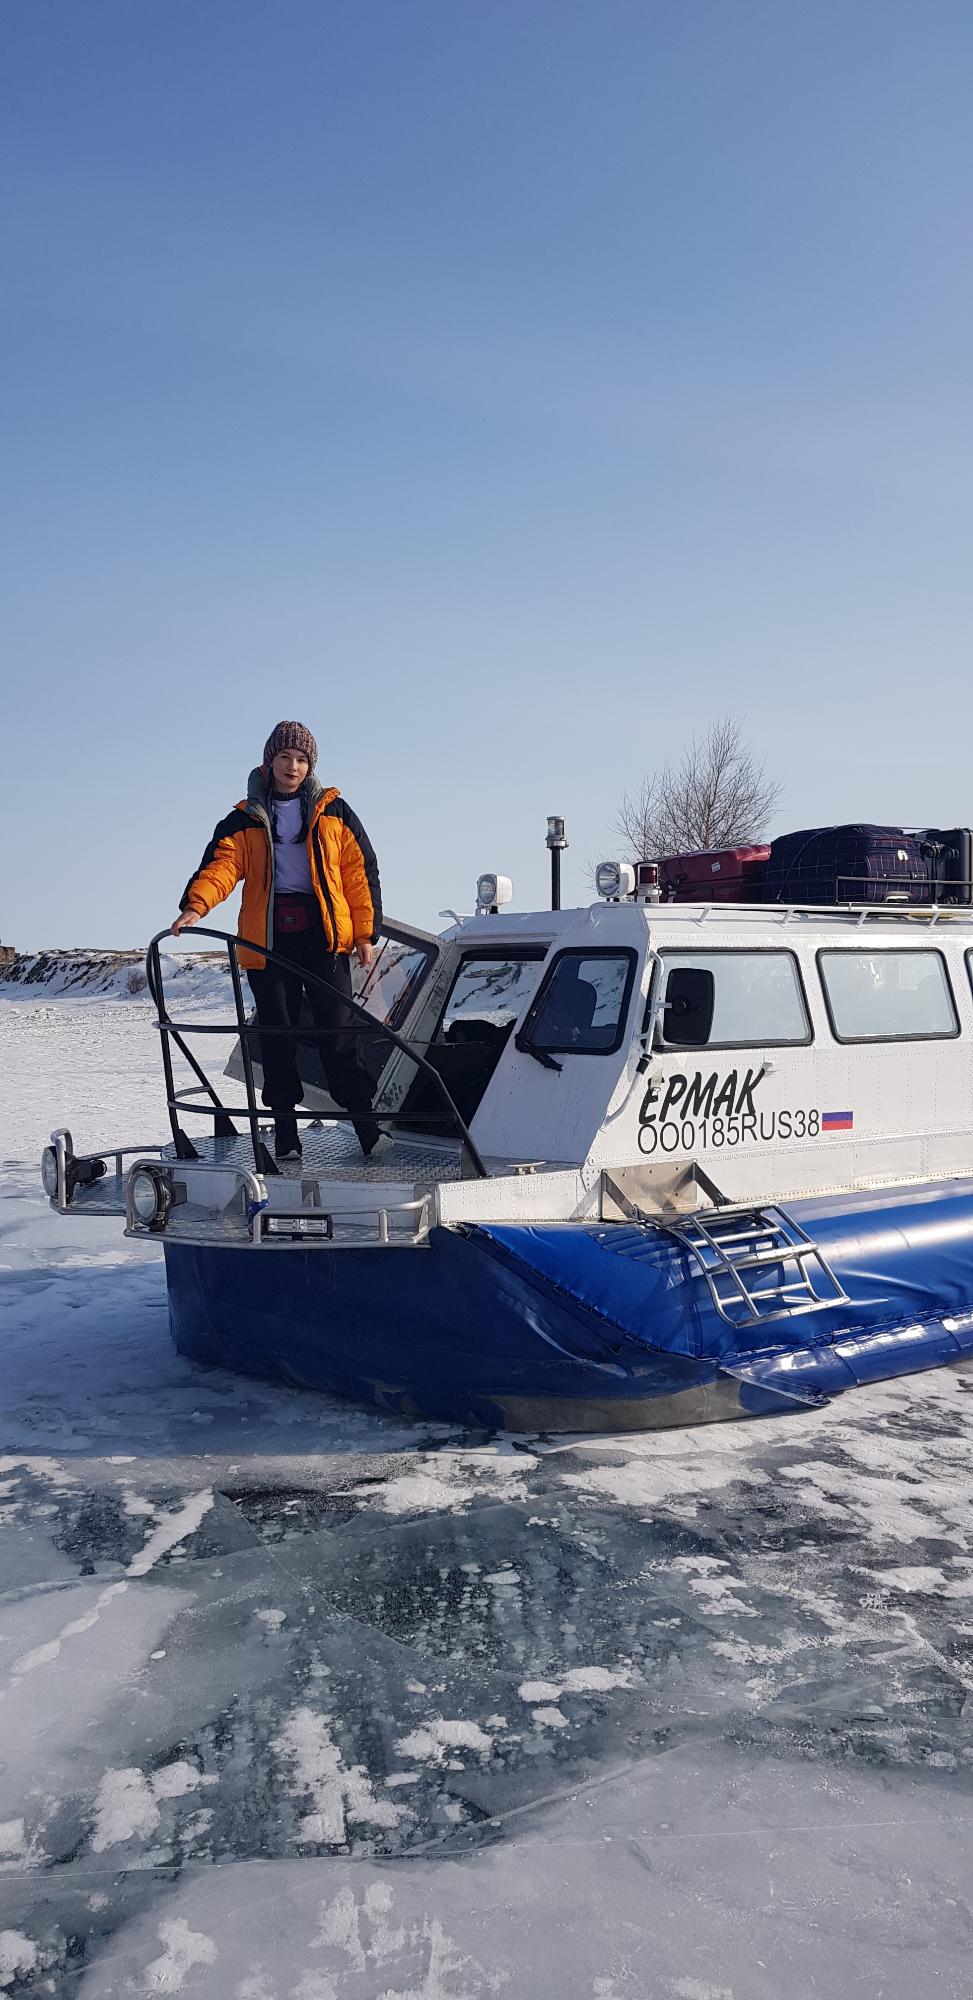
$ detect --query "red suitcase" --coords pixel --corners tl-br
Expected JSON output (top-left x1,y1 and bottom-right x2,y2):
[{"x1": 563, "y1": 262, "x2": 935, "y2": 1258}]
[{"x1": 659, "y1": 845, "x2": 770, "y2": 902}]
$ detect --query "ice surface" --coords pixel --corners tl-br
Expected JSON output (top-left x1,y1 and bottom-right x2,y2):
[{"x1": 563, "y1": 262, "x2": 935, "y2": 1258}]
[
  {"x1": 2, "y1": 1002, "x2": 973, "y2": 1994},
  {"x1": 53, "y1": 1750, "x2": 973, "y2": 1998}
]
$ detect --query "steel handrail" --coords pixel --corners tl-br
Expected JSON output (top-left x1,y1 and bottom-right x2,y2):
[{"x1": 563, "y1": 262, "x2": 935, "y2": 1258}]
[{"x1": 146, "y1": 926, "x2": 488, "y2": 1180}]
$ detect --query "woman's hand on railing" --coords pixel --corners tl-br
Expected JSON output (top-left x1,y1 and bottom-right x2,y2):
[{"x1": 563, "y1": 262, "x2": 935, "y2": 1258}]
[
  {"x1": 355, "y1": 937, "x2": 376, "y2": 968},
  {"x1": 170, "y1": 910, "x2": 201, "y2": 937}
]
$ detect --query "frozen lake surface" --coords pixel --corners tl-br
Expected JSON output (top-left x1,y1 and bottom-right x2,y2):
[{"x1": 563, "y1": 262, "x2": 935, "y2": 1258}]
[{"x1": 1, "y1": 997, "x2": 972, "y2": 1996}]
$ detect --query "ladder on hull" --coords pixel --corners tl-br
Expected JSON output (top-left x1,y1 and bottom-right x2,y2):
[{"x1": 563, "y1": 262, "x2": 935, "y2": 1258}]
[{"x1": 656, "y1": 1203, "x2": 849, "y2": 1331}]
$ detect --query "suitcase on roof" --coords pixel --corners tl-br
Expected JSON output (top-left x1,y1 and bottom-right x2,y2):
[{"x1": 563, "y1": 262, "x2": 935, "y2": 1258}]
[
  {"x1": 763, "y1": 825, "x2": 931, "y2": 904},
  {"x1": 659, "y1": 844, "x2": 770, "y2": 902},
  {"x1": 916, "y1": 827, "x2": 973, "y2": 905}
]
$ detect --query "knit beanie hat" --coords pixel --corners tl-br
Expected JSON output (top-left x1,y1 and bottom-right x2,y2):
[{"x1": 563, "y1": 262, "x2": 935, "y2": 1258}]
[{"x1": 263, "y1": 720, "x2": 318, "y2": 771}]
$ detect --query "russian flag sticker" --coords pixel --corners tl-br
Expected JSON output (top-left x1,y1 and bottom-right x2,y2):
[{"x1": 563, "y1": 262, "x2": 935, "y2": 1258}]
[{"x1": 822, "y1": 1110, "x2": 854, "y2": 1132}]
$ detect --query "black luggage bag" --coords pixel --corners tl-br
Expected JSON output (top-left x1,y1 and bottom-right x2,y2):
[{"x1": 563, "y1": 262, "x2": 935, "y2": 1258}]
[
  {"x1": 763, "y1": 825, "x2": 933, "y2": 905},
  {"x1": 916, "y1": 827, "x2": 973, "y2": 905}
]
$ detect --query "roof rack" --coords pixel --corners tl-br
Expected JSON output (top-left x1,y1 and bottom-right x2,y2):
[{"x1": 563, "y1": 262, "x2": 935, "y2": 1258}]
[{"x1": 653, "y1": 901, "x2": 973, "y2": 929}]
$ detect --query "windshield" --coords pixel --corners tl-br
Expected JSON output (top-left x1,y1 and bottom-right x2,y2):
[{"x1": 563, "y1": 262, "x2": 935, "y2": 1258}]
[
  {"x1": 353, "y1": 932, "x2": 437, "y2": 1035},
  {"x1": 438, "y1": 953, "x2": 544, "y2": 1042},
  {"x1": 223, "y1": 921, "x2": 441, "y2": 1102}
]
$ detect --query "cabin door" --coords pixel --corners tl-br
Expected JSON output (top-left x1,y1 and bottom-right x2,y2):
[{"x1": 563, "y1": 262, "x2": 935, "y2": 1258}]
[
  {"x1": 223, "y1": 919, "x2": 455, "y2": 1119},
  {"x1": 464, "y1": 935, "x2": 648, "y2": 1166}
]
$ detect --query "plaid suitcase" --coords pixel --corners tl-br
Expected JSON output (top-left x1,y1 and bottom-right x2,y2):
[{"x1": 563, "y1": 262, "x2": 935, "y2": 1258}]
[
  {"x1": 659, "y1": 845, "x2": 770, "y2": 902},
  {"x1": 763, "y1": 825, "x2": 932, "y2": 905}
]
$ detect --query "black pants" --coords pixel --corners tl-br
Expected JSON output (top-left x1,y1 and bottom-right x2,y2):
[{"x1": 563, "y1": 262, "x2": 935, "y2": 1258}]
[{"x1": 248, "y1": 924, "x2": 379, "y2": 1148}]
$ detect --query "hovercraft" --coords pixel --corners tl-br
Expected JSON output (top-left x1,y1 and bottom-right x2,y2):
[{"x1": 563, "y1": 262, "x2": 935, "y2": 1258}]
[{"x1": 42, "y1": 837, "x2": 973, "y2": 1430}]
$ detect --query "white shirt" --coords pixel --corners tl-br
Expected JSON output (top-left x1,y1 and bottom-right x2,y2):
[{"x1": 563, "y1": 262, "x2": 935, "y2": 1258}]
[{"x1": 272, "y1": 795, "x2": 314, "y2": 894}]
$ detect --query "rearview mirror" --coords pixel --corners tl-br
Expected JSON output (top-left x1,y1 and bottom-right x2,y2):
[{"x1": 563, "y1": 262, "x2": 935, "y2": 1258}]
[{"x1": 659, "y1": 966, "x2": 715, "y2": 1048}]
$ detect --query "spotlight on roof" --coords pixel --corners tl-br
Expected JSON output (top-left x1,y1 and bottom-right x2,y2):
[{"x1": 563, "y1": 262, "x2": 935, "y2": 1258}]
[
  {"x1": 595, "y1": 861, "x2": 636, "y2": 901},
  {"x1": 476, "y1": 873, "x2": 513, "y2": 915}
]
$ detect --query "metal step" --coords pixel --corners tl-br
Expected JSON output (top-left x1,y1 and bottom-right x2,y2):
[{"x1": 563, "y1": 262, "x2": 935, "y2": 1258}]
[{"x1": 655, "y1": 1202, "x2": 850, "y2": 1330}]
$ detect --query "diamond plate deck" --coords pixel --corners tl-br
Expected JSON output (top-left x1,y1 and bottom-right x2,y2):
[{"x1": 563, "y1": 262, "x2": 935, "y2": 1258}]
[
  {"x1": 61, "y1": 1170, "x2": 129, "y2": 1218},
  {"x1": 162, "y1": 1121, "x2": 464, "y2": 1196}
]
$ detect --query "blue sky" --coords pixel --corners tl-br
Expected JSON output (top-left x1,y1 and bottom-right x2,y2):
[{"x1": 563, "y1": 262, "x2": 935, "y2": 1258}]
[{"x1": 2, "y1": 0, "x2": 971, "y2": 950}]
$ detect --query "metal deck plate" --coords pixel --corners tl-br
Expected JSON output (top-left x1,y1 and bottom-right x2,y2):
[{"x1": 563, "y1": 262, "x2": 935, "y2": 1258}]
[
  {"x1": 61, "y1": 1170, "x2": 129, "y2": 1218},
  {"x1": 162, "y1": 1121, "x2": 464, "y2": 1197}
]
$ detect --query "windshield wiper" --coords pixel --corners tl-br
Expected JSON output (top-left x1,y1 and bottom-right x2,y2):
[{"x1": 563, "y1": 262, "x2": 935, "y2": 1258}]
[{"x1": 515, "y1": 1037, "x2": 562, "y2": 1073}]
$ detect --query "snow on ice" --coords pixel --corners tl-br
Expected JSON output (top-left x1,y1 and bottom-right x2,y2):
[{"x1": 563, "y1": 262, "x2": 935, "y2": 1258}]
[{"x1": 1, "y1": 990, "x2": 973, "y2": 1995}]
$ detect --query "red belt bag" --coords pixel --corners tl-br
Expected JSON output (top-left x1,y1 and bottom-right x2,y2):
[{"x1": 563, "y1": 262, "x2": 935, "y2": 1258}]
[{"x1": 274, "y1": 893, "x2": 317, "y2": 934}]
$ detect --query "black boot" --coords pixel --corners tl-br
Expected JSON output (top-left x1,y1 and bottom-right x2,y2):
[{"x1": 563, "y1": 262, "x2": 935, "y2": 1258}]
[
  {"x1": 358, "y1": 1123, "x2": 396, "y2": 1162},
  {"x1": 274, "y1": 1115, "x2": 302, "y2": 1161}
]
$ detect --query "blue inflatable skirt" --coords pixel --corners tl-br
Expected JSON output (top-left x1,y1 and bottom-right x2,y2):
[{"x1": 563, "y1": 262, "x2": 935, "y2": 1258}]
[{"x1": 164, "y1": 1176, "x2": 973, "y2": 1430}]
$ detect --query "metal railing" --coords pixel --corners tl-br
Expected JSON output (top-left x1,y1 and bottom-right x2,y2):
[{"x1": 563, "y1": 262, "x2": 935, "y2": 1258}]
[
  {"x1": 764, "y1": 873, "x2": 973, "y2": 907},
  {"x1": 659, "y1": 873, "x2": 973, "y2": 908},
  {"x1": 145, "y1": 927, "x2": 488, "y2": 1180}
]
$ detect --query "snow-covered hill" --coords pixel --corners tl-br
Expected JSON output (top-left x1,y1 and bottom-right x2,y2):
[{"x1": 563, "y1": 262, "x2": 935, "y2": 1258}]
[{"x1": 0, "y1": 949, "x2": 232, "y2": 1007}]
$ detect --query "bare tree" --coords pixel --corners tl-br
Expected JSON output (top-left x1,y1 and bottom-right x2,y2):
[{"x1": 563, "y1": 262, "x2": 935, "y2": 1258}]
[{"x1": 615, "y1": 716, "x2": 782, "y2": 858}]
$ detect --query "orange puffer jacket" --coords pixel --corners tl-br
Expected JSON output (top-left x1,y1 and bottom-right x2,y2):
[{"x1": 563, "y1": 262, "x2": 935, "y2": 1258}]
[{"x1": 181, "y1": 769, "x2": 382, "y2": 969}]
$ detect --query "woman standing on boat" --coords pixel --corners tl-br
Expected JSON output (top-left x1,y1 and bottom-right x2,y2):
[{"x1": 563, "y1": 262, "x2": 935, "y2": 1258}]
[{"x1": 171, "y1": 720, "x2": 386, "y2": 1163}]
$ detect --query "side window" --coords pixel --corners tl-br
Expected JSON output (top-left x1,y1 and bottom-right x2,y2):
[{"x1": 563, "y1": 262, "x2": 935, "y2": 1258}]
[
  {"x1": 523, "y1": 950, "x2": 636, "y2": 1055},
  {"x1": 660, "y1": 951, "x2": 811, "y2": 1049},
  {"x1": 819, "y1": 950, "x2": 958, "y2": 1042}
]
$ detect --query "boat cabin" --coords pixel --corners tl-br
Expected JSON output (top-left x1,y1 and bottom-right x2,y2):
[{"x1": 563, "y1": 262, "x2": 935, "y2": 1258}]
[{"x1": 246, "y1": 894, "x2": 973, "y2": 1226}]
